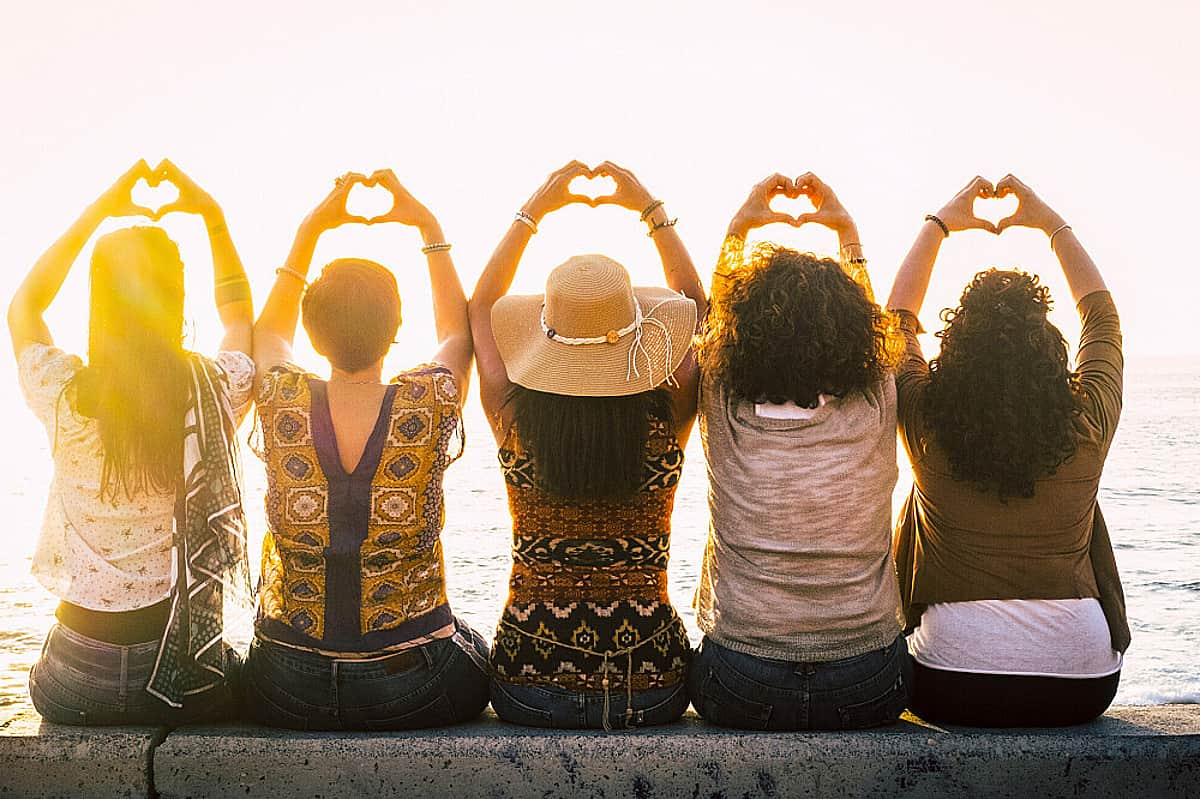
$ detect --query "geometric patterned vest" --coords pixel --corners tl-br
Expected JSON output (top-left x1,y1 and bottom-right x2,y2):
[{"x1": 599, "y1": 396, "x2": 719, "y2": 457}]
[{"x1": 254, "y1": 363, "x2": 463, "y2": 652}]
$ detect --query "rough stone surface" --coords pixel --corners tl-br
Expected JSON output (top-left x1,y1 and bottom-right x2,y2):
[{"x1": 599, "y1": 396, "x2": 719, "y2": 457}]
[
  {"x1": 153, "y1": 706, "x2": 1200, "y2": 799},
  {"x1": 0, "y1": 721, "x2": 161, "y2": 798}
]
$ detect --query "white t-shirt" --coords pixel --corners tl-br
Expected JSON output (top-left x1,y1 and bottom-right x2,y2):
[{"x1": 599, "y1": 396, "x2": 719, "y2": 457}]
[
  {"x1": 18, "y1": 344, "x2": 254, "y2": 611},
  {"x1": 907, "y1": 598, "x2": 1123, "y2": 678}
]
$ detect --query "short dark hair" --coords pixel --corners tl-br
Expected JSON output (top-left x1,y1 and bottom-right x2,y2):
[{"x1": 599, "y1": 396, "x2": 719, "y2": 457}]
[
  {"x1": 302, "y1": 258, "x2": 401, "y2": 372},
  {"x1": 699, "y1": 245, "x2": 900, "y2": 407}
]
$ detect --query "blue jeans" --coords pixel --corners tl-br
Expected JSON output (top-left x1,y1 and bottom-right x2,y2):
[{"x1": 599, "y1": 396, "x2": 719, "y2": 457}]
[
  {"x1": 28, "y1": 623, "x2": 241, "y2": 726},
  {"x1": 243, "y1": 616, "x2": 490, "y2": 730},
  {"x1": 491, "y1": 679, "x2": 689, "y2": 730},
  {"x1": 688, "y1": 634, "x2": 911, "y2": 730}
]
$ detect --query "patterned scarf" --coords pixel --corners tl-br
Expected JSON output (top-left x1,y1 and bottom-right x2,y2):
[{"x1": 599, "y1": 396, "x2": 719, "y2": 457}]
[{"x1": 147, "y1": 355, "x2": 252, "y2": 707}]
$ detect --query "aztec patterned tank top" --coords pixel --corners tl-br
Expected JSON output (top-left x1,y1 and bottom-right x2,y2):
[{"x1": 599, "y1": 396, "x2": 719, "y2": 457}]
[
  {"x1": 255, "y1": 363, "x2": 463, "y2": 652},
  {"x1": 491, "y1": 414, "x2": 692, "y2": 691}
]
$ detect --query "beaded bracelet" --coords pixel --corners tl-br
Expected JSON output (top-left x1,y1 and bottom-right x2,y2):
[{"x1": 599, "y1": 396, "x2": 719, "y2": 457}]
[
  {"x1": 647, "y1": 217, "x2": 678, "y2": 237},
  {"x1": 514, "y1": 211, "x2": 538, "y2": 234},
  {"x1": 421, "y1": 242, "x2": 452, "y2": 254},
  {"x1": 924, "y1": 214, "x2": 950, "y2": 237},
  {"x1": 639, "y1": 199, "x2": 665, "y2": 222}
]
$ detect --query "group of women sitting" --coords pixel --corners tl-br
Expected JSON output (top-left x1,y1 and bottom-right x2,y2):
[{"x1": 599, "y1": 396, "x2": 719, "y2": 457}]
[{"x1": 10, "y1": 158, "x2": 1127, "y2": 732}]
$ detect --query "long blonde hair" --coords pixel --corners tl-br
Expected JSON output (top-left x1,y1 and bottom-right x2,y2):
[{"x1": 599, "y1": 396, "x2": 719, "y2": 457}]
[{"x1": 71, "y1": 226, "x2": 190, "y2": 499}]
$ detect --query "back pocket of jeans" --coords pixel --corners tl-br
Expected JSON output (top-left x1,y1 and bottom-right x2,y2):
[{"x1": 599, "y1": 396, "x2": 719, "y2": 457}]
[
  {"x1": 699, "y1": 668, "x2": 773, "y2": 730},
  {"x1": 364, "y1": 691, "x2": 457, "y2": 731},
  {"x1": 836, "y1": 674, "x2": 906, "y2": 730},
  {"x1": 490, "y1": 682, "x2": 555, "y2": 727}
]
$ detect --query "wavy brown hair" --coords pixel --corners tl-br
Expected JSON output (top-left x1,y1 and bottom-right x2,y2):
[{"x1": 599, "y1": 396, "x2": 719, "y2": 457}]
[
  {"x1": 698, "y1": 245, "x2": 900, "y2": 407},
  {"x1": 71, "y1": 227, "x2": 190, "y2": 500},
  {"x1": 509, "y1": 386, "x2": 673, "y2": 501},
  {"x1": 924, "y1": 269, "x2": 1081, "y2": 500}
]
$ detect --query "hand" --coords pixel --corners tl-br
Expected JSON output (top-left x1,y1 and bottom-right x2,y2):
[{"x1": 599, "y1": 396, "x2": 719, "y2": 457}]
[
  {"x1": 150, "y1": 159, "x2": 223, "y2": 222},
  {"x1": 302, "y1": 172, "x2": 371, "y2": 233},
  {"x1": 728, "y1": 174, "x2": 800, "y2": 236},
  {"x1": 793, "y1": 172, "x2": 857, "y2": 236},
  {"x1": 365, "y1": 169, "x2": 436, "y2": 229},
  {"x1": 995, "y1": 174, "x2": 1066, "y2": 235},
  {"x1": 521, "y1": 161, "x2": 597, "y2": 222},
  {"x1": 91, "y1": 160, "x2": 155, "y2": 219},
  {"x1": 935, "y1": 176, "x2": 1000, "y2": 234},
  {"x1": 591, "y1": 161, "x2": 656, "y2": 213}
]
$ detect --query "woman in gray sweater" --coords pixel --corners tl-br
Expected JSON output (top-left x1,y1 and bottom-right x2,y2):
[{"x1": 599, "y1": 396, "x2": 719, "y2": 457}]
[{"x1": 690, "y1": 172, "x2": 909, "y2": 730}]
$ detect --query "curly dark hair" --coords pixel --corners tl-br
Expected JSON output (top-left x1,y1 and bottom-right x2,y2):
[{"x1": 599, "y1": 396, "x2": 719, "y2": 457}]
[
  {"x1": 698, "y1": 245, "x2": 901, "y2": 407},
  {"x1": 924, "y1": 269, "x2": 1081, "y2": 500}
]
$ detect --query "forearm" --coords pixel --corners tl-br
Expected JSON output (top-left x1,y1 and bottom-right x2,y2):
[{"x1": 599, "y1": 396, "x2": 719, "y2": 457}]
[
  {"x1": 645, "y1": 207, "x2": 706, "y2": 315},
  {"x1": 205, "y1": 211, "x2": 253, "y2": 332},
  {"x1": 418, "y1": 219, "x2": 470, "y2": 345},
  {"x1": 886, "y1": 220, "x2": 944, "y2": 314},
  {"x1": 254, "y1": 224, "x2": 319, "y2": 346},
  {"x1": 12, "y1": 206, "x2": 103, "y2": 317},
  {"x1": 1051, "y1": 227, "x2": 1106, "y2": 303},
  {"x1": 471, "y1": 220, "x2": 534, "y2": 312}
]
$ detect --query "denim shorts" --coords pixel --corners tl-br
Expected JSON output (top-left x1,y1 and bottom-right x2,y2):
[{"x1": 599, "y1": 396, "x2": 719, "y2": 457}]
[
  {"x1": 243, "y1": 616, "x2": 490, "y2": 730},
  {"x1": 687, "y1": 634, "x2": 911, "y2": 730},
  {"x1": 490, "y1": 678, "x2": 689, "y2": 730},
  {"x1": 28, "y1": 622, "x2": 241, "y2": 726}
]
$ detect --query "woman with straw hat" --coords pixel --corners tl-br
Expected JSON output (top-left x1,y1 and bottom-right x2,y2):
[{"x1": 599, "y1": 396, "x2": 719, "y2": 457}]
[{"x1": 470, "y1": 160, "x2": 707, "y2": 730}]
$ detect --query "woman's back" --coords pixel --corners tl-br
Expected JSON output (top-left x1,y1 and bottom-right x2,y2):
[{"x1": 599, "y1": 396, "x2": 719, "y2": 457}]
[
  {"x1": 492, "y1": 411, "x2": 691, "y2": 691},
  {"x1": 256, "y1": 362, "x2": 463, "y2": 650},
  {"x1": 697, "y1": 372, "x2": 902, "y2": 660}
]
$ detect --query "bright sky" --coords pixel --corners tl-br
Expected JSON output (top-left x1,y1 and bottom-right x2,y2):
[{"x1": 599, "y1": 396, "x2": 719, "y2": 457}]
[{"x1": 2, "y1": 0, "x2": 1197, "y2": 386}]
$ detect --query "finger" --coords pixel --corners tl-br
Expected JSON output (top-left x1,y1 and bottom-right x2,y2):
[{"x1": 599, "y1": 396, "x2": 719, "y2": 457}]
[
  {"x1": 150, "y1": 201, "x2": 182, "y2": 218},
  {"x1": 588, "y1": 194, "x2": 618, "y2": 206},
  {"x1": 995, "y1": 173, "x2": 1022, "y2": 197},
  {"x1": 794, "y1": 212, "x2": 822, "y2": 226},
  {"x1": 760, "y1": 173, "x2": 793, "y2": 197},
  {"x1": 126, "y1": 204, "x2": 156, "y2": 219},
  {"x1": 346, "y1": 214, "x2": 371, "y2": 225},
  {"x1": 595, "y1": 160, "x2": 633, "y2": 182},
  {"x1": 972, "y1": 176, "x2": 995, "y2": 198},
  {"x1": 758, "y1": 211, "x2": 796, "y2": 226},
  {"x1": 368, "y1": 168, "x2": 397, "y2": 186},
  {"x1": 996, "y1": 214, "x2": 1019, "y2": 233},
  {"x1": 557, "y1": 160, "x2": 592, "y2": 179},
  {"x1": 794, "y1": 172, "x2": 823, "y2": 194},
  {"x1": 968, "y1": 217, "x2": 999, "y2": 234}
]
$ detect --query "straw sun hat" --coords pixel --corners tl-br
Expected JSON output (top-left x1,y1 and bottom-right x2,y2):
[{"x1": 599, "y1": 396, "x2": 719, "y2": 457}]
[{"x1": 492, "y1": 254, "x2": 697, "y2": 397}]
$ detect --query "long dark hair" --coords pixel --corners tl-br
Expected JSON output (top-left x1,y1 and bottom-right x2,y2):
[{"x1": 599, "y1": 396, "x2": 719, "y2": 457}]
[
  {"x1": 71, "y1": 226, "x2": 190, "y2": 500},
  {"x1": 509, "y1": 385, "x2": 673, "y2": 501},
  {"x1": 924, "y1": 269, "x2": 1081, "y2": 500},
  {"x1": 698, "y1": 245, "x2": 900, "y2": 407}
]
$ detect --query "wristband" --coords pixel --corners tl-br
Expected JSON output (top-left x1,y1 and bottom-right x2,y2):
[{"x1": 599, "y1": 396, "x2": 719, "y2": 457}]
[
  {"x1": 215, "y1": 278, "x2": 251, "y2": 306},
  {"x1": 1049, "y1": 223, "x2": 1072, "y2": 248},
  {"x1": 421, "y1": 242, "x2": 452, "y2": 254},
  {"x1": 275, "y1": 266, "x2": 308, "y2": 286},
  {"x1": 924, "y1": 214, "x2": 950, "y2": 237},
  {"x1": 514, "y1": 211, "x2": 538, "y2": 234}
]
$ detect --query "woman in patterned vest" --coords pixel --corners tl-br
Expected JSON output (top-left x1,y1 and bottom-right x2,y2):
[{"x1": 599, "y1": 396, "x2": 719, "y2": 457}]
[
  {"x1": 470, "y1": 161, "x2": 707, "y2": 730},
  {"x1": 245, "y1": 169, "x2": 488, "y2": 730}
]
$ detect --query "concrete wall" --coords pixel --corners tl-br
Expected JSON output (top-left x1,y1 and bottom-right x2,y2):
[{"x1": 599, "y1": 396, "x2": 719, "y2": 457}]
[{"x1": 1, "y1": 706, "x2": 1197, "y2": 798}]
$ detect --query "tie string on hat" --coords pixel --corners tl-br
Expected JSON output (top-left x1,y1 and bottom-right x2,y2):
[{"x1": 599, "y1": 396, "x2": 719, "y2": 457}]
[{"x1": 539, "y1": 295, "x2": 681, "y2": 388}]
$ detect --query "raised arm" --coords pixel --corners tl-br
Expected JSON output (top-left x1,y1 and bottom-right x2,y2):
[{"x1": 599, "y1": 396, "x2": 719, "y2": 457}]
[
  {"x1": 153, "y1": 160, "x2": 253, "y2": 356},
  {"x1": 252, "y1": 174, "x2": 367, "y2": 391},
  {"x1": 592, "y1": 161, "x2": 707, "y2": 441},
  {"x1": 886, "y1": 176, "x2": 998, "y2": 315},
  {"x1": 995, "y1": 174, "x2": 1106, "y2": 303},
  {"x1": 8, "y1": 160, "x2": 154, "y2": 357},
  {"x1": 469, "y1": 161, "x2": 595, "y2": 438},
  {"x1": 367, "y1": 169, "x2": 471, "y2": 400}
]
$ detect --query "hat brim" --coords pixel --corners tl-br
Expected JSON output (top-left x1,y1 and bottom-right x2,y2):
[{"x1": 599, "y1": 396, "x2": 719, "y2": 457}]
[{"x1": 492, "y1": 287, "x2": 697, "y2": 397}]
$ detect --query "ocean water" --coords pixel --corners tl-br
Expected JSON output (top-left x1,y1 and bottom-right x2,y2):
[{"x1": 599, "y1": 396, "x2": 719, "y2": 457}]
[{"x1": 0, "y1": 358, "x2": 1196, "y2": 730}]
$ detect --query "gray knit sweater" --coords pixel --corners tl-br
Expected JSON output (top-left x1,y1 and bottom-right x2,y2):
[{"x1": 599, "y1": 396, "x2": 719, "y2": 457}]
[{"x1": 695, "y1": 374, "x2": 903, "y2": 662}]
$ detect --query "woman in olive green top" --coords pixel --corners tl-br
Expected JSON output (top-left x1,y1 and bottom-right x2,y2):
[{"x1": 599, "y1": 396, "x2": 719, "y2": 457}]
[{"x1": 886, "y1": 175, "x2": 1128, "y2": 727}]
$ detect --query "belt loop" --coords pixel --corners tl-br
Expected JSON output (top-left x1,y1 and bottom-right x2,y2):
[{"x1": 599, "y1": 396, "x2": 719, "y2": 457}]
[
  {"x1": 421, "y1": 644, "x2": 436, "y2": 669},
  {"x1": 119, "y1": 646, "x2": 129, "y2": 705},
  {"x1": 331, "y1": 660, "x2": 340, "y2": 725}
]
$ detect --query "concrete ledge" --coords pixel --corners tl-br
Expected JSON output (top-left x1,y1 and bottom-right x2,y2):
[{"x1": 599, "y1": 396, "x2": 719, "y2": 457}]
[
  {"x1": 153, "y1": 706, "x2": 1200, "y2": 799},
  {"x1": 0, "y1": 721, "x2": 161, "y2": 799}
]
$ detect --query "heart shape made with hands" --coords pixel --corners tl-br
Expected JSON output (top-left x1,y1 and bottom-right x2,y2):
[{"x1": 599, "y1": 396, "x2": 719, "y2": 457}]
[
  {"x1": 973, "y1": 193, "x2": 1019, "y2": 228},
  {"x1": 767, "y1": 191, "x2": 817, "y2": 222},
  {"x1": 568, "y1": 173, "x2": 618, "y2": 204},
  {"x1": 344, "y1": 179, "x2": 397, "y2": 222},
  {"x1": 130, "y1": 176, "x2": 180, "y2": 220}
]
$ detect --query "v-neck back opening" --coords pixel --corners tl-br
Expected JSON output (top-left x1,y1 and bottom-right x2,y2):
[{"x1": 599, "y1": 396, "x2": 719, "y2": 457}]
[{"x1": 309, "y1": 379, "x2": 400, "y2": 480}]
